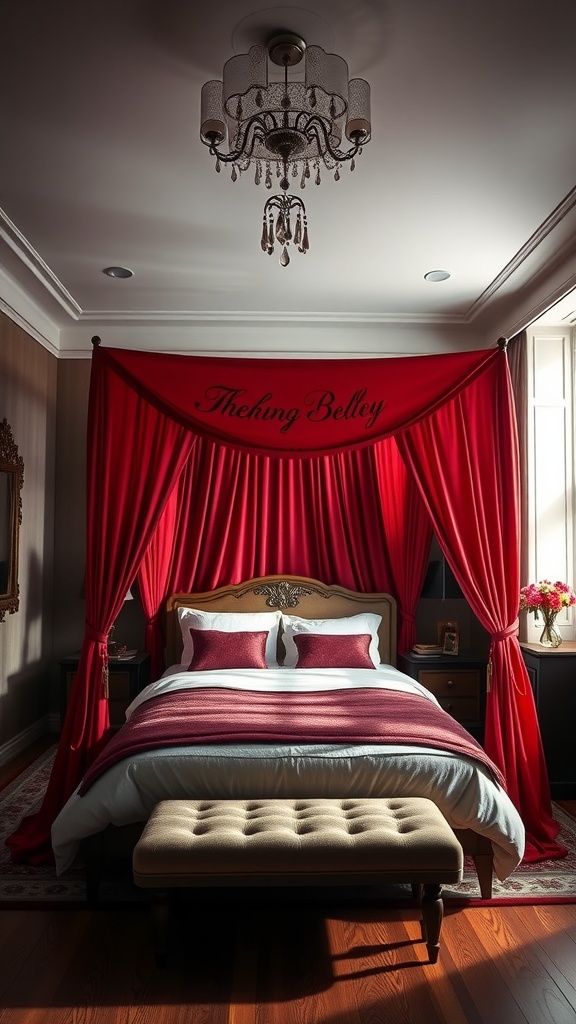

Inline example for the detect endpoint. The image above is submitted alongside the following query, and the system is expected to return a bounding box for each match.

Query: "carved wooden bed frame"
[165,574,397,668]
[82,575,494,900]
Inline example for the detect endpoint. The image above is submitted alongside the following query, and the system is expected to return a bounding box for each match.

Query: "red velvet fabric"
[187,628,268,671]
[293,632,374,669]
[372,438,433,654]
[7,362,196,863]
[395,359,565,861]
[78,686,505,796]
[138,438,398,672]
[7,343,564,864]
[101,346,498,454]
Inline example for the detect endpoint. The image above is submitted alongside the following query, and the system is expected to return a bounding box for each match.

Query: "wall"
[0,313,57,756]
[52,360,89,662]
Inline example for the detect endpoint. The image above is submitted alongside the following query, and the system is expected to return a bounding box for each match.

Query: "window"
[525,326,575,641]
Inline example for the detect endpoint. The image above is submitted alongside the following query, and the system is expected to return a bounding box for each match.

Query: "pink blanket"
[78,685,505,795]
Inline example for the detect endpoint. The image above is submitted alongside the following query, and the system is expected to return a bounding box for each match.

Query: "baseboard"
[0,715,54,768]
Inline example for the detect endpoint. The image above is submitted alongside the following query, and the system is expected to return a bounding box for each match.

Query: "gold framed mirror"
[0,418,24,621]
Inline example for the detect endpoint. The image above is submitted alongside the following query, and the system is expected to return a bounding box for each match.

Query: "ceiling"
[1,0,576,356]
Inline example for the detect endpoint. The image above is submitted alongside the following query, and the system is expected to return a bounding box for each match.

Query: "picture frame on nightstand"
[437,620,459,648]
[443,631,459,655]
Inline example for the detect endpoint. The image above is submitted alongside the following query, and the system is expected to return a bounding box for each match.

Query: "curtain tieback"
[400,611,416,625]
[84,623,110,698]
[490,619,519,644]
[487,618,521,694]
[85,623,109,645]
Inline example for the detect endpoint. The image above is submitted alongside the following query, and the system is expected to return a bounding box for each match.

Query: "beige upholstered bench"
[133,796,463,966]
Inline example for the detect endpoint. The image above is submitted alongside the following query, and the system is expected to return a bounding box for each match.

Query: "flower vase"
[539,609,562,648]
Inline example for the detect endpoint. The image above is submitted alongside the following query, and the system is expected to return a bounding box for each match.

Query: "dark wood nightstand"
[397,651,487,742]
[520,641,576,798]
[60,651,151,729]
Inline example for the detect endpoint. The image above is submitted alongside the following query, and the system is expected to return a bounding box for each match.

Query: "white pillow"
[177,607,282,669]
[281,612,382,668]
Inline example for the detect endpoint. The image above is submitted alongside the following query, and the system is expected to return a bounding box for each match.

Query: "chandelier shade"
[200,33,371,264]
[200,35,371,184]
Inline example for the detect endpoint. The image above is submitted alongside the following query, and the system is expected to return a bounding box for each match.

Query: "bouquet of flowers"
[520,580,576,647]
[519,580,576,613]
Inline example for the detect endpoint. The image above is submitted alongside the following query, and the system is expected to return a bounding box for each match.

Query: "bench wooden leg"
[472,852,494,899]
[151,889,171,967]
[421,883,443,964]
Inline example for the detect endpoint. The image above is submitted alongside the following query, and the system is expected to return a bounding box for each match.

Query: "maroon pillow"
[187,628,268,670]
[293,632,374,669]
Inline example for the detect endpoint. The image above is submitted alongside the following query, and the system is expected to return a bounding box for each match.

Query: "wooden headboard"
[166,575,397,669]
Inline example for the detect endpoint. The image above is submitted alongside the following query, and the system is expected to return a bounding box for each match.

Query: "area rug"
[1,746,575,905]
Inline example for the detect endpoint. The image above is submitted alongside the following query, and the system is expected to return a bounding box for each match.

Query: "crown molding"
[500,271,576,341]
[0,208,81,320]
[78,308,468,325]
[0,272,60,356]
[465,186,576,323]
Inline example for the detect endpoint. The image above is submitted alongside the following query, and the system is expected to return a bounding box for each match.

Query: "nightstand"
[60,651,151,729]
[520,641,576,798]
[397,651,486,742]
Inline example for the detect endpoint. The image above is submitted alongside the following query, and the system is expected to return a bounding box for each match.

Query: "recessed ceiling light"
[424,270,451,282]
[103,266,133,279]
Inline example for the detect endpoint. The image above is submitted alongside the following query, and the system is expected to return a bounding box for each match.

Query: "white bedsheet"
[51,668,525,877]
[128,663,446,711]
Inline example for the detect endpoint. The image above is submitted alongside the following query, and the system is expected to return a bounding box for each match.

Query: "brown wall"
[52,359,90,661]
[0,313,57,747]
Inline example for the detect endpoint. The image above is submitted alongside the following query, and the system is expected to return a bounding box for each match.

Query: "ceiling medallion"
[200,33,371,266]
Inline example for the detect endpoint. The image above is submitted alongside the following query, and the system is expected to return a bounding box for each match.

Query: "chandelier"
[200,34,371,266]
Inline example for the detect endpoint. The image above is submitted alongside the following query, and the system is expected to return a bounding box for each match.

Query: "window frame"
[524,326,575,642]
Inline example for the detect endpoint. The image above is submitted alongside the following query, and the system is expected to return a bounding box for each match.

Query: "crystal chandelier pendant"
[261,192,309,267]
[293,212,302,246]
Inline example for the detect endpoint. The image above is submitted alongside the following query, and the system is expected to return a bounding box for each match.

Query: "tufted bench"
[133,796,463,965]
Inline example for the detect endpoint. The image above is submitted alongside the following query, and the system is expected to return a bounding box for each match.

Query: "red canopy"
[7,343,564,865]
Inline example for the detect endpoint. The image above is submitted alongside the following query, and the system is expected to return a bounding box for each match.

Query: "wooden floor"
[1,899,576,1023]
[1,741,575,1023]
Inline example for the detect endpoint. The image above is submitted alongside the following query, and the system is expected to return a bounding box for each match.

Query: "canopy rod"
[90,332,511,353]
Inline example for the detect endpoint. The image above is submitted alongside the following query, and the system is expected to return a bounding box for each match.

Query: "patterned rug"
[1,746,575,905]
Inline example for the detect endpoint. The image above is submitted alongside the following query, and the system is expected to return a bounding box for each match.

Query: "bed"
[50,575,525,898]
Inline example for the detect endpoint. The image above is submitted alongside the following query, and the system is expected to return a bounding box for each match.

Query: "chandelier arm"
[304,117,364,164]
[202,114,276,164]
